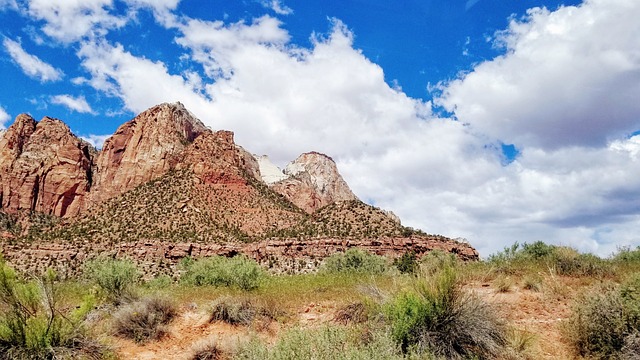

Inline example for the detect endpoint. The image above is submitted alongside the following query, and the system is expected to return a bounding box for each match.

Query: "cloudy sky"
[1,0,639,257]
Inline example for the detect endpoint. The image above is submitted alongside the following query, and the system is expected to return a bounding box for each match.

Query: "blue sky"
[1,0,639,257]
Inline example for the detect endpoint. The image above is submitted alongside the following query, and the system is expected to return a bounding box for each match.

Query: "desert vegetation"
[0,242,639,359]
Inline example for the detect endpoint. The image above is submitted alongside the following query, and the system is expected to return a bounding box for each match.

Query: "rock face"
[89,102,208,205]
[270,152,357,213]
[0,115,93,217]
[0,102,480,271]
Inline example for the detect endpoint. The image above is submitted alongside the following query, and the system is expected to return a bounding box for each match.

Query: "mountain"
[0,102,478,275]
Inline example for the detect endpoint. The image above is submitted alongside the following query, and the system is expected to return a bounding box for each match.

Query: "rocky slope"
[0,102,478,274]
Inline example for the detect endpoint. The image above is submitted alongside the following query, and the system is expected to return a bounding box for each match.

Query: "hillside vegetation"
[1,241,639,359]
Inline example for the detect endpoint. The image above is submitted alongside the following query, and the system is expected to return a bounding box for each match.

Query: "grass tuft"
[112,296,177,343]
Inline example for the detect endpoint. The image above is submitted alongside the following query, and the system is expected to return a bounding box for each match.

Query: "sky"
[1,0,639,257]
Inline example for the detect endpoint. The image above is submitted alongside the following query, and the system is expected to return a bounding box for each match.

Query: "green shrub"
[112,296,177,343]
[563,285,637,359]
[235,325,402,360]
[521,241,556,259]
[180,255,263,290]
[84,258,140,304]
[385,265,506,358]
[394,251,418,274]
[0,262,106,359]
[614,246,640,263]
[552,249,607,277]
[322,249,387,275]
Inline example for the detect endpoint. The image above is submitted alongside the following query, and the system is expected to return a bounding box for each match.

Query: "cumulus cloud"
[438,0,640,150]
[3,38,63,82]
[50,94,95,114]
[0,106,10,129]
[11,0,640,256]
[26,0,126,43]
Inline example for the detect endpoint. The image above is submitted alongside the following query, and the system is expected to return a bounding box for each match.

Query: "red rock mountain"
[0,114,93,217]
[0,102,478,274]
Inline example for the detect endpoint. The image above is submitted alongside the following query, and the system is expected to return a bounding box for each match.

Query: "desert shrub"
[493,275,513,293]
[235,325,403,360]
[190,338,223,360]
[209,297,256,326]
[614,246,640,264]
[563,283,640,359]
[522,275,543,292]
[394,251,418,275]
[322,249,387,275]
[551,249,607,277]
[145,274,173,289]
[521,241,556,259]
[419,249,458,276]
[112,296,177,343]
[334,302,369,325]
[385,264,506,358]
[180,255,263,290]
[0,262,106,359]
[621,331,640,359]
[84,258,140,304]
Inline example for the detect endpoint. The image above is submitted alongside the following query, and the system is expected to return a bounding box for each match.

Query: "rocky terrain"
[0,102,477,275]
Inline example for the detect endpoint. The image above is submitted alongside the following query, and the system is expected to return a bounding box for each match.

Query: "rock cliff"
[0,114,93,217]
[0,102,479,272]
[89,102,208,205]
[269,152,357,213]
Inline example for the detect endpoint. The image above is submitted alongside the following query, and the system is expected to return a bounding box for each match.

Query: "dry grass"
[112,296,178,343]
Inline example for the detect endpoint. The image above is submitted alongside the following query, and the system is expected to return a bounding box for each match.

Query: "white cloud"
[3,38,63,82]
[0,0,18,10]
[71,5,640,257]
[261,0,293,15]
[80,133,110,149]
[0,106,10,129]
[438,0,640,150]
[77,40,211,114]
[26,0,127,43]
[50,94,95,114]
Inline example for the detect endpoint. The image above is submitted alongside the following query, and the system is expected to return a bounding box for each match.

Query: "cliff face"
[0,102,479,268]
[270,152,357,213]
[0,115,93,217]
[89,102,208,205]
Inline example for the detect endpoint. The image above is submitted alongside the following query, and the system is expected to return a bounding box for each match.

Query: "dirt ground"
[112,277,583,360]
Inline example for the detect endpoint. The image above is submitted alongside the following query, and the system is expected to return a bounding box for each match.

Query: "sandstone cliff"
[268,152,357,213]
[0,114,93,217]
[89,102,208,205]
[0,102,480,271]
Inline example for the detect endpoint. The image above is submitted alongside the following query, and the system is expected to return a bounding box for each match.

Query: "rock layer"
[0,236,478,277]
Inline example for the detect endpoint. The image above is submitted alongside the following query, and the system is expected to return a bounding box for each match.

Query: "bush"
[394,251,418,274]
[551,249,607,277]
[322,249,387,275]
[334,302,369,325]
[84,258,140,304]
[235,325,403,360]
[189,338,223,360]
[564,283,640,358]
[385,265,506,358]
[0,261,106,359]
[180,256,263,290]
[112,296,177,343]
[209,297,256,326]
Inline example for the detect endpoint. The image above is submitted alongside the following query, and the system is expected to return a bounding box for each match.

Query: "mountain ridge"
[0,102,478,275]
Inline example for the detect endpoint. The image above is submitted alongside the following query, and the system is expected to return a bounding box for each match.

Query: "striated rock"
[89,102,208,206]
[0,235,478,278]
[0,115,93,217]
[270,152,357,213]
